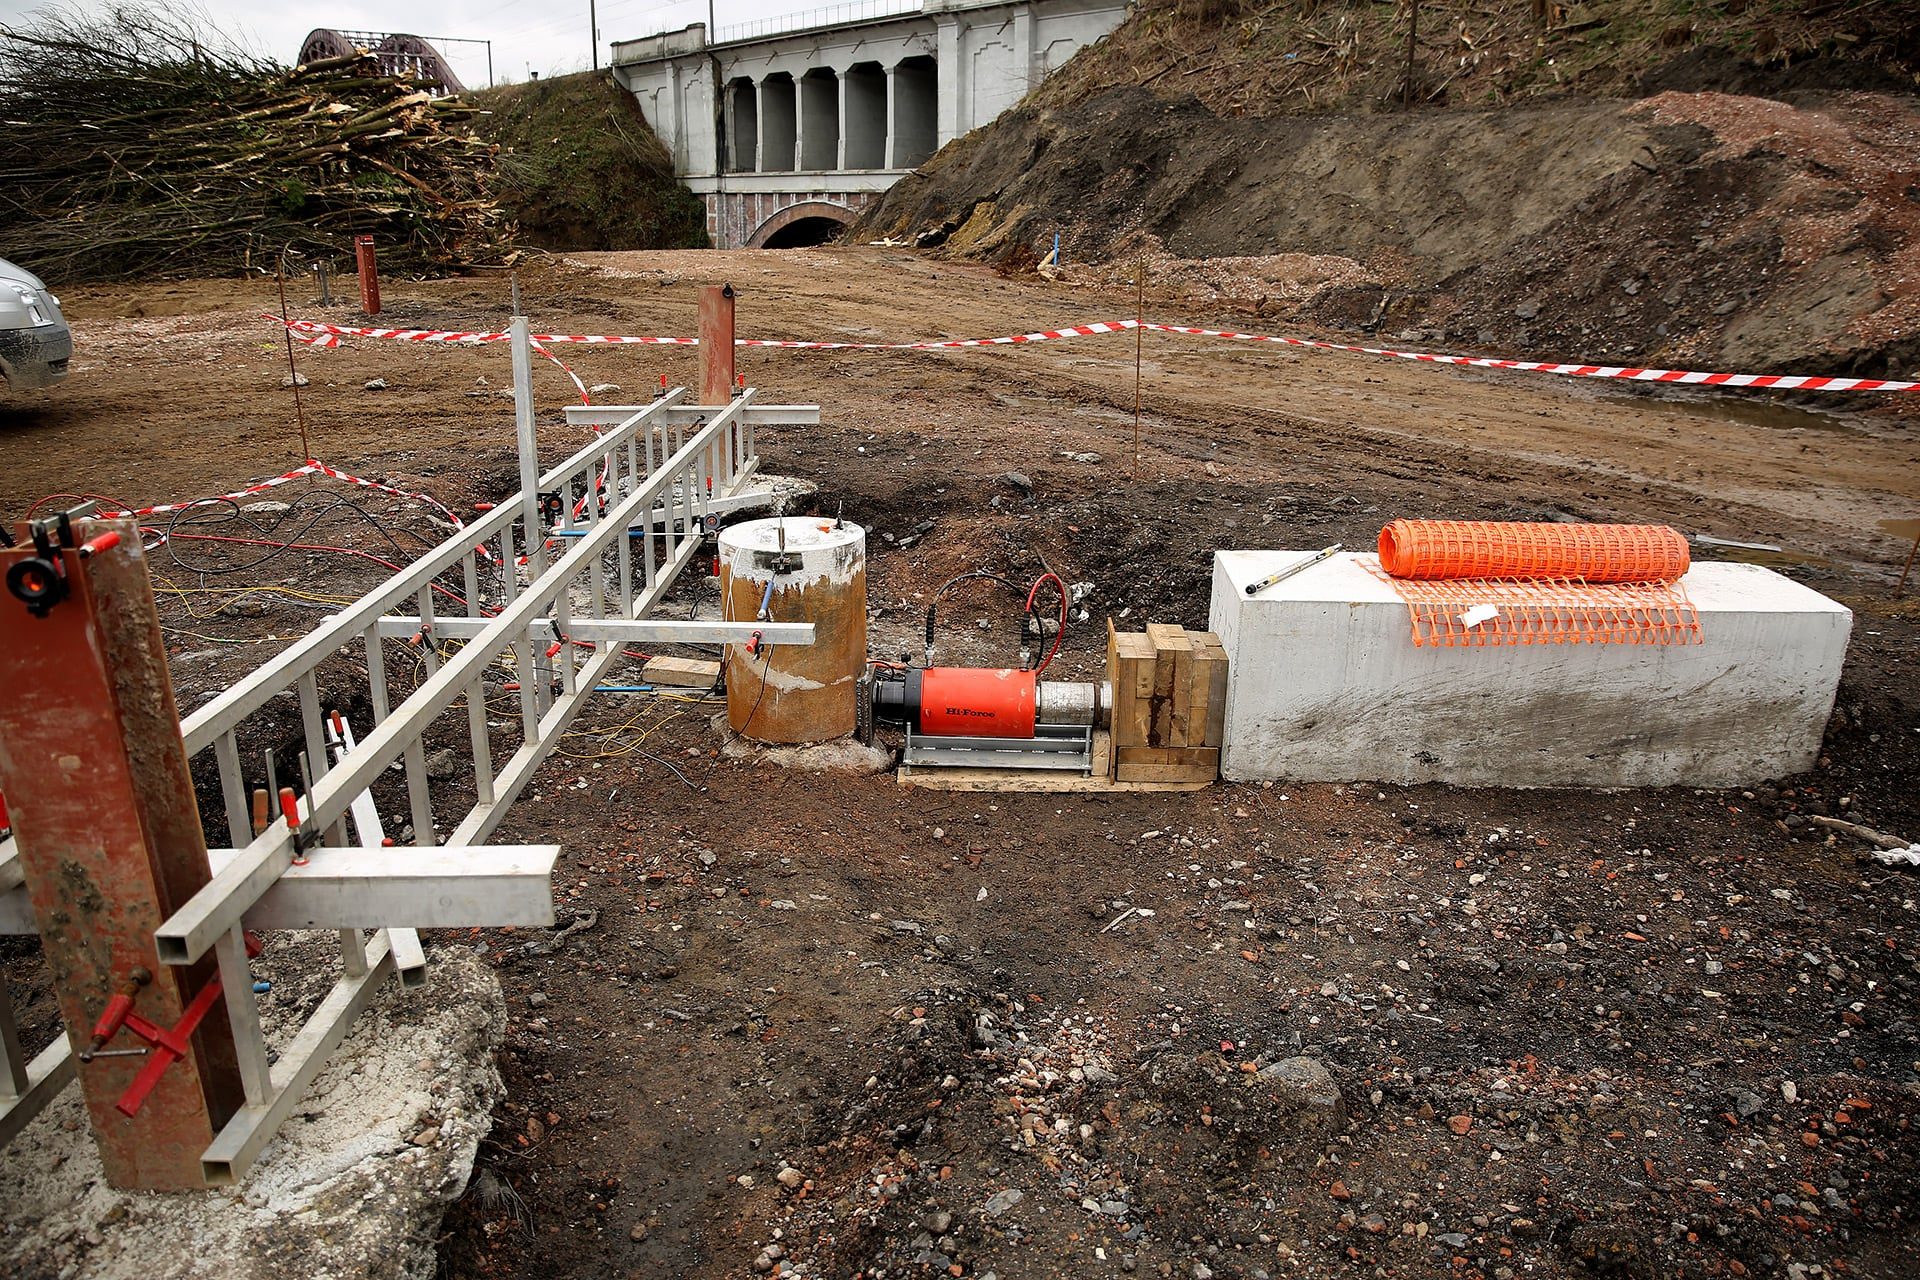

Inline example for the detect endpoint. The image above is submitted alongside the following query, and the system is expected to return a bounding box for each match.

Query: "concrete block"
[1208,551,1851,788]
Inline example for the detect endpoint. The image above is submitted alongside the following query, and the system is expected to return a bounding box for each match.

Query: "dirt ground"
[3,247,1918,1280]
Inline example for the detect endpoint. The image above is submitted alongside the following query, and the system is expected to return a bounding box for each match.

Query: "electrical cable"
[159,490,437,575]
[932,569,1020,600]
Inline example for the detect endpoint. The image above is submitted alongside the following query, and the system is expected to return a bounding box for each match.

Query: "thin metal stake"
[276,254,312,460]
[1898,526,1919,598]
[1133,258,1145,472]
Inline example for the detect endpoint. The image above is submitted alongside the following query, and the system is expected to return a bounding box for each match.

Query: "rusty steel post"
[699,282,736,405]
[354,234,381,316]
[0,518,243,1188]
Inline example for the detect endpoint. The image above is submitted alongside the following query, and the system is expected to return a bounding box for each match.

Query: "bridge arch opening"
[760,73,796,171]
[747,201,854,249]
[725,77,757,172]
[843,62,886,169]
[799,68,839,171]
[891,55,937,168]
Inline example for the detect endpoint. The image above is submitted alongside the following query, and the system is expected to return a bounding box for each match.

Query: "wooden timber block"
[641,655,721,688]
[1191,632,1229,750]
[1114,745,1220,784]
[1107,623,1159,767]
[1144,623,1189,745]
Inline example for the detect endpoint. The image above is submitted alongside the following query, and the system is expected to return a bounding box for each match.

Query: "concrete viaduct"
[610,0,1127,249]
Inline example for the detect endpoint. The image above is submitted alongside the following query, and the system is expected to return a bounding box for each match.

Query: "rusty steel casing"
[720,517,867,742]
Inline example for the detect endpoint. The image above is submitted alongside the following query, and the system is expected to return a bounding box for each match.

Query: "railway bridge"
[611,0,1126,248]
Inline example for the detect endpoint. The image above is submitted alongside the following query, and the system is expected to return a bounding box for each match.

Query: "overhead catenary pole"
[591,0,599,69]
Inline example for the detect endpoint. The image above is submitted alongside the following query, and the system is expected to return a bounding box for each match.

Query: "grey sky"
[0,0,814,88]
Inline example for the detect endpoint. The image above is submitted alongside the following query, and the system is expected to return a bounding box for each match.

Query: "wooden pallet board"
[1107,621,1157,754]
[1114,745,1220,784]
[897,730,1213,793]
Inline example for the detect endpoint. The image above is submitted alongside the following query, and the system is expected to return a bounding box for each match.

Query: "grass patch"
[467,71,708,250]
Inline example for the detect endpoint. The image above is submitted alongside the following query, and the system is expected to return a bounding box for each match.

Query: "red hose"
[27,491,143,519]
[1026,572,1067,675]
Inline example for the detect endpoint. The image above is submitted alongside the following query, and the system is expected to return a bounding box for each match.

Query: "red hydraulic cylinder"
[917,667,1037,738]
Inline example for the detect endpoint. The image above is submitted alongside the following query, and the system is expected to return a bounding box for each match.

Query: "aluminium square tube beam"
[154,392,758,967]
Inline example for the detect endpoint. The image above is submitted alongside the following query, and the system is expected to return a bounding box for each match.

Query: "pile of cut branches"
[0,6,510,283]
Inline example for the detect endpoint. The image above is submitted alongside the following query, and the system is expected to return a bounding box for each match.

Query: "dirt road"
[10,247,1918,561]
[2,249,1916,1280]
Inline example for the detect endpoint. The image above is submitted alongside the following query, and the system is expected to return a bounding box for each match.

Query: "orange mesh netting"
[1377,519,1691,582]
[1370,520,1701,648]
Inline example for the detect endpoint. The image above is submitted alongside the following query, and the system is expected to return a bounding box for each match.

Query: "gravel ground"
[0,250,1914,1280]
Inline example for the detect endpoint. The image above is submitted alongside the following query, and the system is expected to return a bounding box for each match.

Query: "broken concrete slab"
[0,945,505,1280]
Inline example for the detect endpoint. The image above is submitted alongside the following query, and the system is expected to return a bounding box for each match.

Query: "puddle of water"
[1880,517,1920,542]
[1695,543,1831,569]
[1604,393,1854,434]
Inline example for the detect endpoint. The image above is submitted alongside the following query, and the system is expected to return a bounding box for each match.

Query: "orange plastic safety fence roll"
[1377,520,1690,584]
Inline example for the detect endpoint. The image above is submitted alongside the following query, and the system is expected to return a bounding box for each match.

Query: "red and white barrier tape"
[263,314,590,402]
[96,460,466,532]
[94,464,322,519]
[1133,323,1918,393]
[303,461,467,530]
[529,336,591,404]
[267,315,1918,393]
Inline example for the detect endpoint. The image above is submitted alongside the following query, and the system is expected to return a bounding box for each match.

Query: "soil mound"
[859,0,1920,375]
[468,72,708,251]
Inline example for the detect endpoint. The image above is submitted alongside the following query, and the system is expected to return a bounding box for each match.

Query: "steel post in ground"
[699,283,737,405]
[354,235,381,316]
[0,518,244,1188]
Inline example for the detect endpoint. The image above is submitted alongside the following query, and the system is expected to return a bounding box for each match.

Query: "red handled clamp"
[279,786,318,865]
[81,937,265,1117]
[80,967,153,1062]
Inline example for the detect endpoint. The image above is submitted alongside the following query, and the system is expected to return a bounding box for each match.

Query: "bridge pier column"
[835,71,848,172]
[1016,5,1038,92]
[935,17,961,148]
[884,66,897,172]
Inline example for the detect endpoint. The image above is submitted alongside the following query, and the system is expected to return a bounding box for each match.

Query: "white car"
[0,258,71,390]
